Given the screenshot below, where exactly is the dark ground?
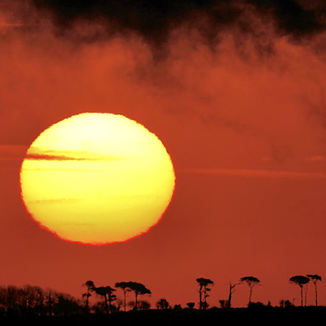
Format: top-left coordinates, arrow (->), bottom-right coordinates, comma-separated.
0,307 -> 323,325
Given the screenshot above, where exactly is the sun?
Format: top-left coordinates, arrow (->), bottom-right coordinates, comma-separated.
20,113 -> 175,245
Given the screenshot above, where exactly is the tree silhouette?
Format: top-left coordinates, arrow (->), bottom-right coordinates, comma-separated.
196,278 -> 214,310
289,275 -> 310,307
82,280 -> 95,311
240,276 -> 260,306
127,282 -> 151,310
93,286 -> 116,314
115,282 -> 132,312
307,274 -> 322,306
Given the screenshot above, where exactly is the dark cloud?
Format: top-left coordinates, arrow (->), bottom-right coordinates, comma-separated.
27,0 -> 326,45
248,0 -> 326,37
1,0 -> 326,166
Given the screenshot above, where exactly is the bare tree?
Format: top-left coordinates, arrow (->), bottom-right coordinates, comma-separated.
227,282 -> 239,308
196,278 -> 214,310
307,274 -> 322,306
240,276 -> 260,306
289,275 -> 310,307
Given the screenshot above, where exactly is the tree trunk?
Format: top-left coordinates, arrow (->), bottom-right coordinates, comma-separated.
86,290 -> 89,310
123,289 -> 127,312
228,286 -> 232,309
104,294 -> 108,314
108,293 -> 112,314
314,283 -> 318,307
248,286 -> 253,305
48,292 -> 53,317
300,286 -> 303,307
135,292 -> 138,310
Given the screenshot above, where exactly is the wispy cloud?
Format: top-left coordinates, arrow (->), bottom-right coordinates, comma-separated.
26,198 -> 82,204
0,145 -> 123,162
26,147 -> 124,161
183,168 -> 326,179
26,153 -> 95,161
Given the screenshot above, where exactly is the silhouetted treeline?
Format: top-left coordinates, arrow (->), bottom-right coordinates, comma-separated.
0,285 -> 83,318
0,273 -> 323,322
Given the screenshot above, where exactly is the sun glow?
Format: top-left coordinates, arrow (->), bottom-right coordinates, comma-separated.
20,113 -> 175,244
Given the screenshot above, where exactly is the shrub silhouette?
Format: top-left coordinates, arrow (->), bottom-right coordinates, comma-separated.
156,298 -> 170,310
186,302 -> 195,310
279,299 -> 294,308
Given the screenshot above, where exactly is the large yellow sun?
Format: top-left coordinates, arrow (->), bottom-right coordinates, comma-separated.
20,113 -> 175,245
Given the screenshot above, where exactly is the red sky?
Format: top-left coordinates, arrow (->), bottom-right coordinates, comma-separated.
1,1 -> 326,308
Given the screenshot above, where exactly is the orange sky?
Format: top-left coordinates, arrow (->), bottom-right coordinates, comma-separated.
1,1 -> 326,308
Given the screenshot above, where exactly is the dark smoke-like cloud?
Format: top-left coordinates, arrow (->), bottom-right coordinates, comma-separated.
27,0 -> 326,44
1,0 -> 326,167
